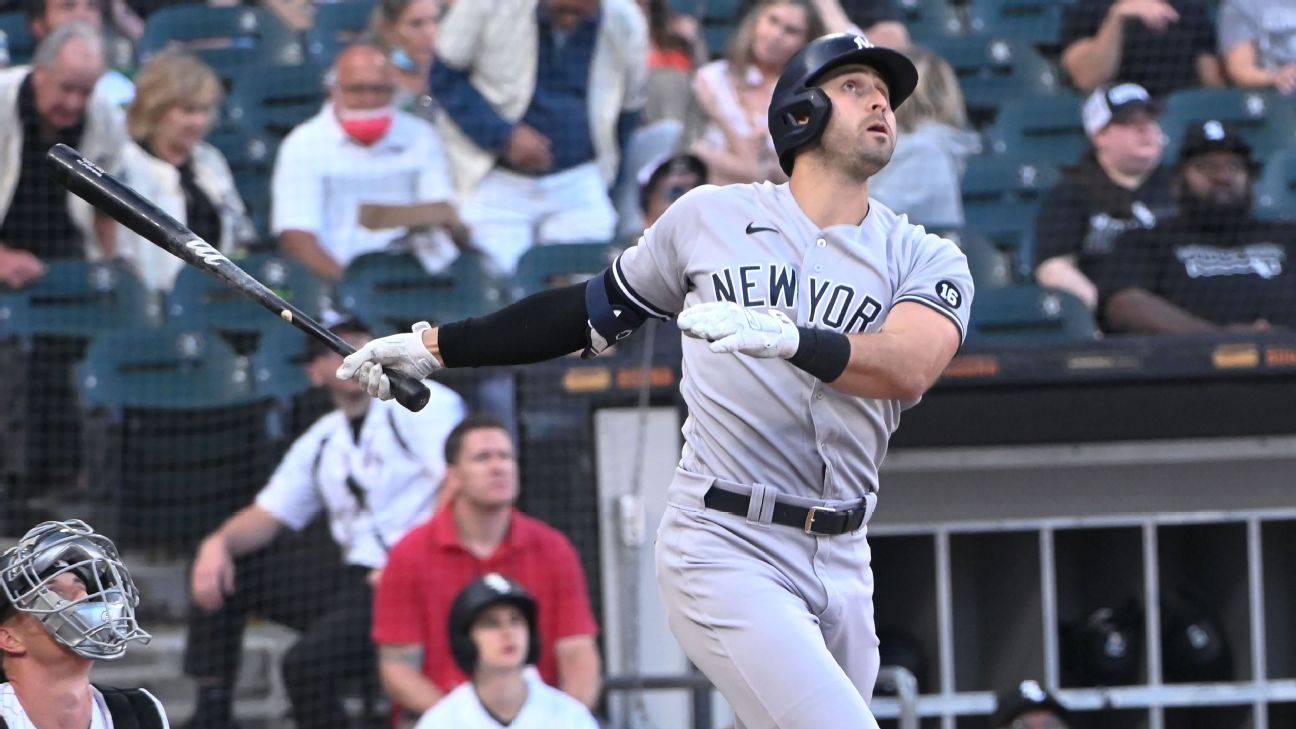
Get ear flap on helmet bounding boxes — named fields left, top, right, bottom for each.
left=770, top=87, right=833, bottom=176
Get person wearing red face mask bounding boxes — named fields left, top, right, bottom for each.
left=272, top=43, right=471, bottom=282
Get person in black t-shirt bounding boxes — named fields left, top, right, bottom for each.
left=1033, top=82, right=1175, bottom=310
left=1095, top=120, right=1296, bottom=334
left=1060, top=0, right=1223, bottom=96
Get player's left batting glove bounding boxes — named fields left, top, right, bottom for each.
left=677, top=301, right=799, bottom=359
left=336, top=321, right=443, bottom=400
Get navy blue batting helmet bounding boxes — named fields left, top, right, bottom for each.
left=768, top=33, right=919, bottom=175
left=448, top=573, right=540, bottom=675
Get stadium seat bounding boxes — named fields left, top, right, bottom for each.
left=249, top=329, right=333, bottom=446
left=966, top=0, right=1067, bottom=49
left=985, top=94, right=1087, bottom=167
left=513, top=242, right=620, bottom=299
left=966, top=285, right=1098, bottom=345
left=0, top=11, right=36, bottom=66
left=336, top=252, right=502, bottom=332
left=957, top=232, right=1014, bottom=289
left=0, top=260, right=153, bottom=341
left=224, top=63, right=328, bottom=140
left=205, top=126, right=277, bottom=240
left=1160, top=89, right=1296, bottom=161
left=136, top=5, right=302, bottom=85
left=698, top=0, right=740, bottom=58
left=960, top=155, right=1061, bottom=278
left=305, top=0, right=376, bottom=66
left=77, top=326, right=274, bottom=548
left=924, top=36, right=1060, bottom=124
left=898, top=0, right=965, bottom=42
left=1255, top=148, right=1296, bottom=222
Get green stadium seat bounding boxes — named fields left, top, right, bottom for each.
left=0, top=11, right=36, bottom=66
left=898, top=0, right=965, bottom=42
left=137, top=6, right=302, bottom=86
left=986, top=94, right=1087, bottom=167
left=205, top=126, right=276, bottom=239
left=699, top=0, right=740, bottom=58
left=925, top=36, right=1060, bottom=124
left=336, top=252, right=502, bottom=332
left=513, top=242, right=619, bottom=299
left=0, top=260, right=153, bottom=341
left=957, top=231, right=1014, bottom=289
left=305, top=0, right=376, bottom=65
left=1161, top=89, right=1296, bottom=161
left=966, top=0, right=1067, bottom=49
left=961, top=155, right=1061, bottom=278
left=966, top=284, right=1098, bottom=345
left=1255, top=149, right=1296, bottom=223
left=224, top=63, right=328, bottom=140
left=166, top=253, right=327, bottom=354
left=249, top=329, right=333, bottom=446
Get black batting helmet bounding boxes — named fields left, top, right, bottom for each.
left=448, top=573, right=539, bottom=675
left=768, top=33, right=918, bottom=175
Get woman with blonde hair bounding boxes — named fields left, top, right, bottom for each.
left=118, top=51, right=252, bottom=291
left=869, top=44, right=980, bottom=227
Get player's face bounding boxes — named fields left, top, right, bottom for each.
left=470, top=604, right=530, bottom=673
left=31, top=39, right=104, bottom=130
left=0, top=573, right=90, bottom=665
left=390, top=0, right=440, bottom=68
left=751, top=3, right=810, bottom=70
left=33, top=0, right=103, bottom=38
left=449, top=428, right=519, bottom=510
left=1180, top=151, right=1251, bottom=209
left=816, top=65, right=896, bottom=180
left=1093, top=110, right=1164, bottom=177
left=151, top=96, right=217, bottom=157
left=307, top=331, right=373, bottom=418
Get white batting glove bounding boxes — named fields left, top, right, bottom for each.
left=336, top=321, right=442, bottom=400
left=677, top=301, right=799, bottom=359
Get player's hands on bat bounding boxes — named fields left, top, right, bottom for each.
left=677, top=301, right=799, bottom=359
left=337, top=321, right=443, bottom=400
left=191, top=536, right=236, bottom=611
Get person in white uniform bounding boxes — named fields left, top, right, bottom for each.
left=414, top=573, right=598, bottom=729
left=0, top=519, right=167, bottom=729
left=184, top=314, right=465, bottom=729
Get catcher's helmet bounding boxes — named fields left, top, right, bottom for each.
left=0, top=520, right=150, bottom=660
left=768, top=32, right=918, bottom=175
left=448, top=573, right=540, bottom=674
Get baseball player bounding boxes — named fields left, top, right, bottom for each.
left=338, top=32, right=973, bottom=729
left=0, top=519, right=168, bottom=728
left=412, top=573, right=599, bottom=729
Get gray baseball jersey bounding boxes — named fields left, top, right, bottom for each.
left=613, top=180, right=973, bottom=501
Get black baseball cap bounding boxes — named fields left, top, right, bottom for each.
left=303, top=309, right=372, bottom=360
left=638, top=152, right=708, bottom=212
left=1177, top=119, right=1256, bottom=167
left=991, top=680, right=1070, bottom=728
left=1082, top=83, right=1160, bottom=136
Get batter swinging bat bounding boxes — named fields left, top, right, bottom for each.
left=44, top=143, right=432, bottom=412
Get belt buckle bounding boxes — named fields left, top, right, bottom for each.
left=804, top=505, right=836, bottom=534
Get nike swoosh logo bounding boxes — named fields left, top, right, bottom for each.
left=746, top=222, right=778, bottom=235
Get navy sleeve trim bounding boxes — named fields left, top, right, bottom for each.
left=612, top=255, right=673, bottom=320
left=894, top=294, right=967, bottom=343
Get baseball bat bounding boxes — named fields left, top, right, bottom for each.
left=45, top=143, right=431, bottom=412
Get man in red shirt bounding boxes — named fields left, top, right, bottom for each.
left=372, top=413, right=602, bottom=725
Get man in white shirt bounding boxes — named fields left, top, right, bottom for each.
left=183, top=315, right=466, bottom=729
left=272, top=43, right=469, bottom=282
left=413, top=574, right=599, bottom=729
left=1, top=519, right=167, bottom=729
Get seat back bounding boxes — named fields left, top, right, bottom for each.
left=1255, top=148, right=1296, bottom=222
left=205, top=126, right=277, bottom=239
left=898, top=0, right=965, bottom=42
left=337, top=252, right=502, bottom=331
left=925, top=36, right=1060, bottom=124
left=0, top=11, right=36, bottom=66
left=305, top=0, right=377, bottom=65
left=78, top=325, right=257, bottom=411
left=1161, top=89, right=1296, bottom=160
left=986, top=94, right=1087, bottom=167
left=0, top=261, right=154, bottom=341
left=137, top=6, right=302, bottom=85
left=224, top=63, right=328, bottom=139
left=967, top=0, right=1067, bottom=48
left=513, top=242, right=620, bottom=300
left=961, top=156, right=1061, bottom=276
left=966, top=284, right=1099, bottom=345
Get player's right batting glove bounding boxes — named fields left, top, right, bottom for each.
left=337, top=321, right=443, bottom=400
left=677, top=301, right=799, bottom=359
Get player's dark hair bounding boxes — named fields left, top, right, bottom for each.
left=444, top=413, right=510, bottom=465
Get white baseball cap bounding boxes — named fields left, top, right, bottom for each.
left=1082, top=83, right=1160, bottom=136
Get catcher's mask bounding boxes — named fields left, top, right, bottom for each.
left=0, top=520, right=150, bottom=660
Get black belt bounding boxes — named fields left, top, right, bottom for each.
left=703, top=486, right=868, bottom=535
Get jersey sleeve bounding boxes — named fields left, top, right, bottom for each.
left=372, top=535, right=427, bottom=645
left=893, top=230, right=975, bottom=344
left=609, top=186, right=709, bottom=318
left=253, top=419, right=329, bottom=530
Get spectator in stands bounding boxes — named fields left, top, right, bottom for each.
left=117, top=52, right=252, bottom=292
left=638, top=0, right=705, bottom=124
left=373, top=414, right=601, bottom=725
left=184, top=314, right=466, bottom=729
left=1034, top=83, right=1174, bottom=310
left=412, top=574, right=600, bottom=729
left=1060, top=0, right=1223, bottom=96
left=640, top=151, right=707, bottom=229
left=826, top=0, right=909, bottom=48
left=20, top=0, right=137, bottom=105
left=1218, top=0, right=1296, bottom=93
left=0, top=22, right=124, bottom=288
left=869, top=45, right=979, bottom=228
left=992, top=680, right=1072, bottom=729
left=429, top=0, right=648, bottom=276
left=1095, top=120, right=1296, bottom=334
left=368, top=0, right=443, bottom=121
left=273, top=43, right=469, bottom=281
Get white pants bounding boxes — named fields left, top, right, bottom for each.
left=655, top=470, right=881, bottom=729
left=462, top=162, right=617, bottom=275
